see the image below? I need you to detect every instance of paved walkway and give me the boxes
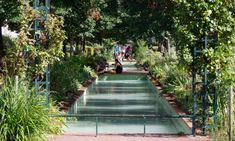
[49,134,211,141]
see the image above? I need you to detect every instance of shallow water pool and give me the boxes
[66,73,191,134]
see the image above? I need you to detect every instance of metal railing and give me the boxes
[50,114,192,136]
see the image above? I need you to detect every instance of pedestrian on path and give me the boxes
[115,58,123,74]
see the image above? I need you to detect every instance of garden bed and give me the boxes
[57,77,96,111]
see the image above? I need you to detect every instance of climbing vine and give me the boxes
[174,0,235,85]
[173,0,235,136]
[3,0,66,78]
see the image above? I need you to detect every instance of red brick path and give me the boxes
[49,134,211,141]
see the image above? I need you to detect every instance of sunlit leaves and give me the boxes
[174,0,235,81]
[4,0,66,77]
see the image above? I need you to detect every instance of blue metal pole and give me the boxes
[45,0,49,21]
[96,117,98,137]
[202,36,208,135]
[33,0,51,101]
[192,42,197,136]
[45,65,50,105]
[143,116,146,136]
[34,0,39,9]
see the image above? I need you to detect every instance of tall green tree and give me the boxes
[52,1,103,45]
[51,0,122,51]
[110,0,175,41]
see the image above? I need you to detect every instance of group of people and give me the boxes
[113,43,132,74]
[95,42,133,74]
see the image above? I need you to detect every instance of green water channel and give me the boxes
[66,72,191,134]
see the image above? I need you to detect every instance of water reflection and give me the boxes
[67,73,190,134]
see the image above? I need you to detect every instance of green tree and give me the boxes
[52,0,107,52]
[0,0,20,61]
[174,0,235,82]
[51,0,123,56]
[110,0,175,41]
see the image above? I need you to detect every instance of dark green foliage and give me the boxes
[0,0,20,24]
[101,39,116,60]
[52,0,119,43]
[50,56,101,102]
[120,0,175,40]
[2,36,16,49]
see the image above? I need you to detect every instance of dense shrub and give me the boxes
[0,79,64,141]
[50,56,98,102]
[163,65,192,109]
[101,39,116,60]
[135,40,149,66]
[135,39,192,110]
[3,36,16,49]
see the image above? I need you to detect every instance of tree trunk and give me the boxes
[62,41,67,59]
[165,37,170,55]
[74,40,79,55]
[69,38,74,56]
[82,37,86,55]
[79,37,82,54]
